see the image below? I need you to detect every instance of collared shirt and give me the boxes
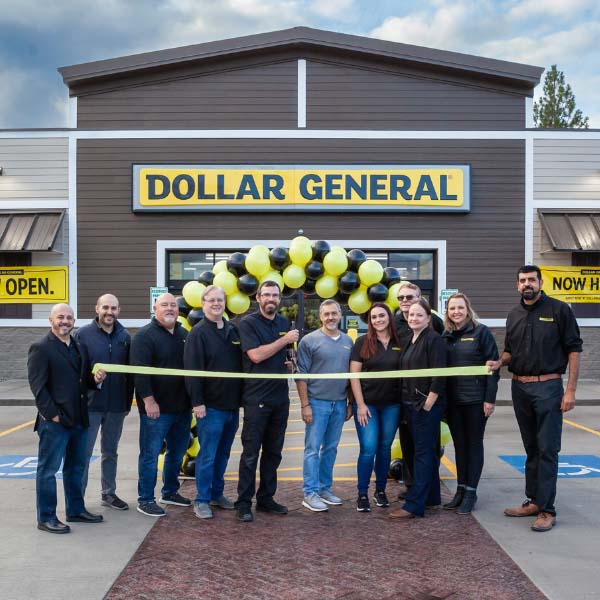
[238,310,290,405]
[504,292,583,376]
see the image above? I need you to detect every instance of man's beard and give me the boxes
[521,287,538,300]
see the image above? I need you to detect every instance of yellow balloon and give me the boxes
[330,245,346,255]
[441,421,452,446]
[289,235,312,267]
[213,260,228,275]
[348,289,371,314]
[358,260,384,286]
[282,264,306,289]
[227,292,251,315]
[246,248,271,277]
[182,281,205,308]
[323,250,348,277]
[386,285,400,311]
[260,270,284,290]
[315,274,338,298]
[177,315,192,331]
[391,438,403,460]
[213,271,238,295]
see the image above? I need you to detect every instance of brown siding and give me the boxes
[76,60,297,129]
[307,59,525,130]
[77,138,524,318]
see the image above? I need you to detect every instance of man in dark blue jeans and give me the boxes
[131,293,192,517]
[28,303,106,534]
[489,265,582,533]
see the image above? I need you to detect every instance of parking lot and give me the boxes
[1,380,600,600]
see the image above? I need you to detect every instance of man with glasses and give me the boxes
[394,282,444,497]
[234,281,299,522]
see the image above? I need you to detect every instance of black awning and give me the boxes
[0,211,65,251]
[539,211,600,251]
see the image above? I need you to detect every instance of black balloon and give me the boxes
[382,267,401,287]
[197,270,215,286]
[305,260,325,280]
[176,296,191,317]
[227,252,247,276]
[359,311,370,324]
[347,249,367,272]
[187,308,204,327]
[237,273,259,295]
[281,285,297,298]
[302,278,317,294]
[388,458,403,481]
[367,283,389,302]
[183,458,196,478]
[333,291,350,304]
[311,240,330,261]
[338,271,360,294]
[269,247,290,271]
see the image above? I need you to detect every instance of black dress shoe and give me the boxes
[66,510,104,523]
[256,500,288,515]
[236,507,254,522]
[37,519,71,534]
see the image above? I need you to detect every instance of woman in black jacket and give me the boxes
[389,299,447,520]
[442,292,499,514]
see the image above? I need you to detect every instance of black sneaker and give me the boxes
[256,500,288,515]
[136,501,166,517]
[159,492,192,507]
[102,494,129,511]
[356,494,371,512]
[237,507,254,522]
[374,489,390,507]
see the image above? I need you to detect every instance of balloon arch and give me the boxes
[176,236,405,331]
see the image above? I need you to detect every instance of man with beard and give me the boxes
[76,294,133,510]
[488,265,582,532]
[28,303,106,533]
[296,300,353,512]
[131,293,192,517]
[235,281,299,522]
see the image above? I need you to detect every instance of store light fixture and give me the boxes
[0,166,3,175]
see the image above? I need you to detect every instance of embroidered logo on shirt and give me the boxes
[232,341,241,345]
[279,332,287,336]
[461,338,475,342]
[539,317,554,322]
[392,346,402,351]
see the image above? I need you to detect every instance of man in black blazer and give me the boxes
[28,303,106,534]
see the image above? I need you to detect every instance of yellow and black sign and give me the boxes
[133,164,470,212]
[541,266,600,304]
[0,266,68,304]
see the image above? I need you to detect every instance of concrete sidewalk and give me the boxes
[3,377,600,406]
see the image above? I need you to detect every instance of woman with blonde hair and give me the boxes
[441,292,499,514]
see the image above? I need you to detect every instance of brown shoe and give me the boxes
[389,508,416,520]
[504,501,539,517]
[531,512,556,532]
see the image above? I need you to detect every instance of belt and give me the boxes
[512,373,561,383]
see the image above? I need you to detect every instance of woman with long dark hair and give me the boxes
[389,299,447,520]
[441,292,499,514]
[350,302,402,512]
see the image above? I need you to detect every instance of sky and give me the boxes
[0,0,599,128]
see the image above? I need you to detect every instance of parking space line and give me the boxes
[441,455,457,478]
[0,419,35,438]
[564,418,600,438]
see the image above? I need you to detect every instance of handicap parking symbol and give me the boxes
[500,454,600,478]
[0,455,98,479]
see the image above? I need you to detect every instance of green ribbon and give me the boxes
[92,363,491,380]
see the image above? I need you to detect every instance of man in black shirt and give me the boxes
[131,293,192,517]
[235,281,299,522]
[488,265,582,532]
[28,303,105,534]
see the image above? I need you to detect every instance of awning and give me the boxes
[0,211,65,251]
[538,211,600,251]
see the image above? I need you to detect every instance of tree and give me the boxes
[533,65,589,128]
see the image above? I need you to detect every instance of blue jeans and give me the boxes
[82,410,128,497]
[36,419,87,522]
[302,399,347,495]
[138,410,191,503]
[403,402,443,517]
[353,403,401,495]
[195,408,239,504]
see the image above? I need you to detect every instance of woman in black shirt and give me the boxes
[441,292,499,514]
[390,299,446,520]
[350,302,402,513]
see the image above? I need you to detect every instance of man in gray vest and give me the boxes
[296,299,353,511]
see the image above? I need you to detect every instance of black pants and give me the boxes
[512,378,563,516]
[400,407,441,487]
[446,402,488,489]
[236,401,289,508]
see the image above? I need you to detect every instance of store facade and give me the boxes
[1,27,599,378]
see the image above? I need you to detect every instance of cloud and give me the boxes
[309,0,355,19]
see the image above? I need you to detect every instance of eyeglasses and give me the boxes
[260,293,280,299]
[397,294,416,301]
